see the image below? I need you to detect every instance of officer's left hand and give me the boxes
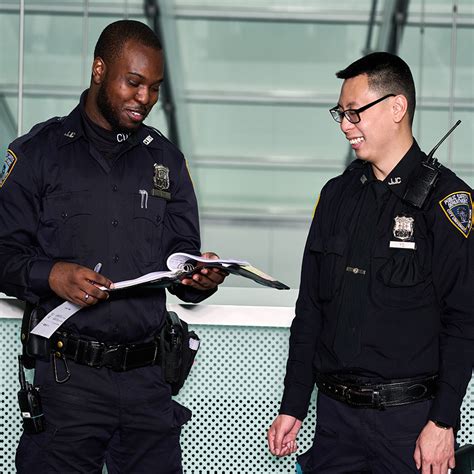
[180,252,227,291]
[414,420,455,474]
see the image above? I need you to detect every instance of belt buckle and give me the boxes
[102,344,128,370]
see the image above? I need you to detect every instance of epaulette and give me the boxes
[12,116,64,149]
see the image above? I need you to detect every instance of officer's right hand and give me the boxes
[267,414,302,457]
[49,262,113,307]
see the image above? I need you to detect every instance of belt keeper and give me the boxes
[122,346,129,371]
[372,390,383,410]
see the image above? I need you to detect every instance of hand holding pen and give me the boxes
[48,261,113,307]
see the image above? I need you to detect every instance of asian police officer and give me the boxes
[268,52,473,473]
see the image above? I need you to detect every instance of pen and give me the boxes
[94,263,102,273]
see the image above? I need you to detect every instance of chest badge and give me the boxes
[151,163,171,200]
[389,215,416,249]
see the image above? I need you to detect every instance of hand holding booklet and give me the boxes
[30,253,289,339]
[108,252,290,291]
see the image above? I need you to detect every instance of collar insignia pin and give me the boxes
[388,177,402,186]
[64,131,76,138]
[143,135,154,145]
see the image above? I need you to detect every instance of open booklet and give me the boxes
[106,253,290,291]
[30,253,289,339]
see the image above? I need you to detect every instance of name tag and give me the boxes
[389,241,416,250]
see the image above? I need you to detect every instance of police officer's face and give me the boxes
[337,74,395,163]
[96,40,164,131]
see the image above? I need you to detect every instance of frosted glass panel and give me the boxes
[188,103,345,160]
[23,14,83,87]
[201,221,310,289]
[409,0,474,15]
[0,13,19,85]
[177,20,372,93]
[194,166,335,210]
[456,28,474,98]
[400,26,474,99]
[173,0,375,9]
[22,97,78,133]
[415,108,473,175]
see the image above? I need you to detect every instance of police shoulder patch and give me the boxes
[439,191,473,238]
[0,149,18,188]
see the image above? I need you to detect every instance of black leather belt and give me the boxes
[316,373,438,409]
[50,332,161,371]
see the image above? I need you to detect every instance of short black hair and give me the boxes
[336,52,416,125]
[94,20,162,64]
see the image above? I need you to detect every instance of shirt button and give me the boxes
[113,254,119,263]
[156,215,161,223]
[112,185,118,192]
[61,211,68,219]
[112,219,118,227]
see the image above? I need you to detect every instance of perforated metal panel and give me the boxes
[1,319,473,473]
[175,326,317,473]
[1,319,24,473]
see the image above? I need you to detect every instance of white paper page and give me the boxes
[98,270,179,291]
[30,301,82,339]
[166,253,249,271]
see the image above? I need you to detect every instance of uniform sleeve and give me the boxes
[163,156,216,303]
[428,187,474,427]
[279,192,324,421]
[0,146,55,303]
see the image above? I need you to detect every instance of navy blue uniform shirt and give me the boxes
[280,141,474,427]
[0,92,213,344]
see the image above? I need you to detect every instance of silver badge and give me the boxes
[390,215,416,249]
[152,163,171,200]
[392,215,414,241]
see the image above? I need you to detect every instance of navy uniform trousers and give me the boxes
[298,393,434,473]
[16,359,191,473]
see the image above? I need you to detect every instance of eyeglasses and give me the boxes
[329,94,395,124]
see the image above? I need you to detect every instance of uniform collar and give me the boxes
[382,140,425,200]
[57,90,163,150]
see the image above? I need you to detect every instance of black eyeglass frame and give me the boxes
[329,93,396,124]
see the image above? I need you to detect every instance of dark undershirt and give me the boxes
[80,105,131,160]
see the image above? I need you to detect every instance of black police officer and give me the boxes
[0,20,226,473]
[268,52,473,473]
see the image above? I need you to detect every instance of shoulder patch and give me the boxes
[0,149,18,188]
[439,191,472,238]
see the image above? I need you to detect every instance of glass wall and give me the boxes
[1,0,472,290]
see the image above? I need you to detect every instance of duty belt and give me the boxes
[315,373,438,409]
[50,332,161,371]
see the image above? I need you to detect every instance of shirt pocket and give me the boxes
[309,234,347,301]
[42,192,92,259]
[132,196,166,262]
[373,238,426,288]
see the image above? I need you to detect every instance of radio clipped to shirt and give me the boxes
[403,120,461,209]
